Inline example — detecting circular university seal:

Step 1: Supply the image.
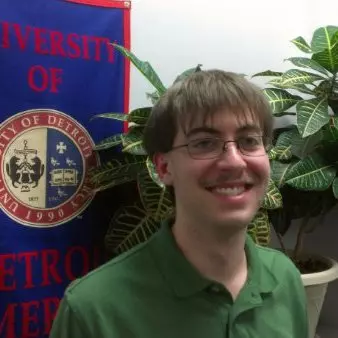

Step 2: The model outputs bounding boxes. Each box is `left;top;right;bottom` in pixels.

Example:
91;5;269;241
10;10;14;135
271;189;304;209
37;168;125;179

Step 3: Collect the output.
0;109;99;227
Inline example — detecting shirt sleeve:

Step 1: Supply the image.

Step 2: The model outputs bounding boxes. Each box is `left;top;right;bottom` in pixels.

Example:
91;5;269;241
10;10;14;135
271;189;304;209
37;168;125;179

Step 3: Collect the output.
49;295;89;338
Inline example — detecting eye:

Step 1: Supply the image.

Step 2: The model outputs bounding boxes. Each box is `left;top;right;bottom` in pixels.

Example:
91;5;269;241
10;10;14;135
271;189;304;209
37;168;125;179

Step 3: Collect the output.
239;136;262;148
190;138;219;150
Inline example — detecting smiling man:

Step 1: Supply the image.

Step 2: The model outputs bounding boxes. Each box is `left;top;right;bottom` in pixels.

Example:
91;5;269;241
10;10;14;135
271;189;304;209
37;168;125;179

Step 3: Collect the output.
50;70;308;338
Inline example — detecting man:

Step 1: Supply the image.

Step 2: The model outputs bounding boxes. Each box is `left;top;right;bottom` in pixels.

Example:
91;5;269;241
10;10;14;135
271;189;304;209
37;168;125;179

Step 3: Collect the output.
50;70;308;338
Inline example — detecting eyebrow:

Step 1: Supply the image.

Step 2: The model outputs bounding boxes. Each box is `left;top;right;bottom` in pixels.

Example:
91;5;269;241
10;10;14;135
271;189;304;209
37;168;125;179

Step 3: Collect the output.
186;124;262;138
186;127;221;138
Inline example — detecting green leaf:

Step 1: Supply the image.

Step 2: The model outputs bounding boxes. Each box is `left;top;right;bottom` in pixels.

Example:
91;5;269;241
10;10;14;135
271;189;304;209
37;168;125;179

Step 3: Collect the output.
333;177;338;199
127;107;151;126
173;64;202;83
93;175;136;192
289;84;314;95
271;160;297;187
268;146;292;161
261;179;283;209
137;172;173;219
276;128;298;147
105;204;161;255
291;36;312;53
296;97;329;137
146;157;164;188
285;153;336;190
93;134;123;151
332;116;338;130
146;91;161;104
113;43;167;95
247;209;270;247
312;46;338;73
285;57;329;76
252;70;283;77
313;80;332;98
311;26;338;53
268;78;314;95
322;119;338;141
90;154;147;188
122;128;147;155
91;113;128;121
263;88;302;114
280;69;326;87
312;32;338;73
291;130;323;159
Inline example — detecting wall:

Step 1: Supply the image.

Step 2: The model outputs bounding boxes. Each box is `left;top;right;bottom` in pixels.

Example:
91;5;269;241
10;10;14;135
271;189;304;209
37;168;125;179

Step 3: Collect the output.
129;0;338;333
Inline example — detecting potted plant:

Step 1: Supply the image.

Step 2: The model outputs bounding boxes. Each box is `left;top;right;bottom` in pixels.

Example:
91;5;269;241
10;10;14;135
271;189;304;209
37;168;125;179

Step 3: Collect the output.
90;44;282;257
252;25;338;338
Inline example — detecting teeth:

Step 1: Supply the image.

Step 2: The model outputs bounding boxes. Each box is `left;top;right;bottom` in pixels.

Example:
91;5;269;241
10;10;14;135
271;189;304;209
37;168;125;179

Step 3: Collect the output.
214;187;245;196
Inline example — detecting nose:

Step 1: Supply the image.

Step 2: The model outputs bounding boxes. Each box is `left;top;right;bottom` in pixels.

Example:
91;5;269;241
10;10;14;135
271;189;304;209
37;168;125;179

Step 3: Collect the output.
216;142;247;170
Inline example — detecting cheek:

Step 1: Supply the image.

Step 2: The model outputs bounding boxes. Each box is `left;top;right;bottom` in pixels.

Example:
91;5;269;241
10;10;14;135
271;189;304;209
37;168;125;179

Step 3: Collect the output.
248;156;270;182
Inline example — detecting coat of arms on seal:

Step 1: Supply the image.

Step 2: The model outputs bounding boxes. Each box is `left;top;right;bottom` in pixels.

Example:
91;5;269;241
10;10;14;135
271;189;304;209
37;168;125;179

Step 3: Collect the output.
0;109;98;227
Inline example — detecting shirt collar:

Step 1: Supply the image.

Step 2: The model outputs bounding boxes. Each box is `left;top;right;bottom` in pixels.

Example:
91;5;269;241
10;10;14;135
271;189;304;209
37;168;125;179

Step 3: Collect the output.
149;220;277;298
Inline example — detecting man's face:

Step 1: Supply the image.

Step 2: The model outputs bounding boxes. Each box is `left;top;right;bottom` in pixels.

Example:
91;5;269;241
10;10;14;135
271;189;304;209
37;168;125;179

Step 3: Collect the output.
155;110;270;231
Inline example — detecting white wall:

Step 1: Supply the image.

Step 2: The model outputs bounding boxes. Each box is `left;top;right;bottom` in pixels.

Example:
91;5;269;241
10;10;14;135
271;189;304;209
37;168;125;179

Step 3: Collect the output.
129;0;338;109
129;0;338;333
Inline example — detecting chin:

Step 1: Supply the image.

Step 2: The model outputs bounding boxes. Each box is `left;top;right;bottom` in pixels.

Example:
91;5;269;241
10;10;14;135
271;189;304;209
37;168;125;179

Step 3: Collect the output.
213;210;258;231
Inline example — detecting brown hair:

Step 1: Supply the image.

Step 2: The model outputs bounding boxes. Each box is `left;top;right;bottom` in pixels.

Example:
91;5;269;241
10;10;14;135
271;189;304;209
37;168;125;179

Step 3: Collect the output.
143;69;273;158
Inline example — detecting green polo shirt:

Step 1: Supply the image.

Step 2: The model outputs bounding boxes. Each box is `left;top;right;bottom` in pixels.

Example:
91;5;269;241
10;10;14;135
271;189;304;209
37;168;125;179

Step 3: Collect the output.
50;222;308;338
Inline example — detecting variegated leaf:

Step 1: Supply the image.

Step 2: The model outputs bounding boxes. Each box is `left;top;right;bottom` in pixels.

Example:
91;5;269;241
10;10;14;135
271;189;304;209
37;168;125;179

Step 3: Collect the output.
105;204;161;255
146;91;161;104
333;177;338;199
93;175;136;192
263;88;302;114
268;146;292;161
93;133;123;151
322;124;338;141
252;70;283;77
122;128;147;155
285;57;329;76
127;107;152;126
91;112;128;121
271;160;297;188
311;26;338;53
280;69;325;87
291;36;312;53
291;130;322;159
247;209;271;247
90;154;147;187
332;116;338;131
296;97;329;137
268;78;314;95
113;43;167;95
285;153;336;190
275;128;298;147
137;171;173;219
312;45;338;74
261;179;283;209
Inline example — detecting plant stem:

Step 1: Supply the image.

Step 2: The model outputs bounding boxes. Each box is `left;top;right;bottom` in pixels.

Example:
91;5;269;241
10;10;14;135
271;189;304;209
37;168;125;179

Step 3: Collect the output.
276;232;287;254
293;214;310;261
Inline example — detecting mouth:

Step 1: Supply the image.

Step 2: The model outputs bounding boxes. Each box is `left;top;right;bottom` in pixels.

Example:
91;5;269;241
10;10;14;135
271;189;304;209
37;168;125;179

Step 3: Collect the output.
206;183;253;197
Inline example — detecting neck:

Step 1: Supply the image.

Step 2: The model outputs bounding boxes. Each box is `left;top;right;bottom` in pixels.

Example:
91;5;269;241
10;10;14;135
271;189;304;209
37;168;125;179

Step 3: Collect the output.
172;218;248;299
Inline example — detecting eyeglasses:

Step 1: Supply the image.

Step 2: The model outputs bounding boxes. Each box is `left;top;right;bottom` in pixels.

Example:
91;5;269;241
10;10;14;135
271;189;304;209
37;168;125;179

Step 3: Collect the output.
171;136;270;160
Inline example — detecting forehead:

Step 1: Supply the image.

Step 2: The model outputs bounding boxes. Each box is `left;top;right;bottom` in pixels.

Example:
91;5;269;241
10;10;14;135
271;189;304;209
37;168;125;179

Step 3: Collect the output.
179;109;263;137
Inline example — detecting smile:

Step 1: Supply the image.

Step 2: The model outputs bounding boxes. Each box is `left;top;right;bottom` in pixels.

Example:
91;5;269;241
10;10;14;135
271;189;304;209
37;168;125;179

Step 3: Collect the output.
206;182;253;198
213;186;245;196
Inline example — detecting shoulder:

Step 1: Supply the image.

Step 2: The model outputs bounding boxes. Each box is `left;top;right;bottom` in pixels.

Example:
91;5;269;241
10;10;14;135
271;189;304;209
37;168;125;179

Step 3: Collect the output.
256;245;303;283
65;238;155;304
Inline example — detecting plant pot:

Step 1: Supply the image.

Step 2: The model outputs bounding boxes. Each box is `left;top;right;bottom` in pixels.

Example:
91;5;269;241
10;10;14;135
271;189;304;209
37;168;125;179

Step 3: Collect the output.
300;255;338;338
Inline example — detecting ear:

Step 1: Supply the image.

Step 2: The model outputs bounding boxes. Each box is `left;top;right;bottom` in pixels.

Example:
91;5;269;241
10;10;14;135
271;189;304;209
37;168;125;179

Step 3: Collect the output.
153;152;174;186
